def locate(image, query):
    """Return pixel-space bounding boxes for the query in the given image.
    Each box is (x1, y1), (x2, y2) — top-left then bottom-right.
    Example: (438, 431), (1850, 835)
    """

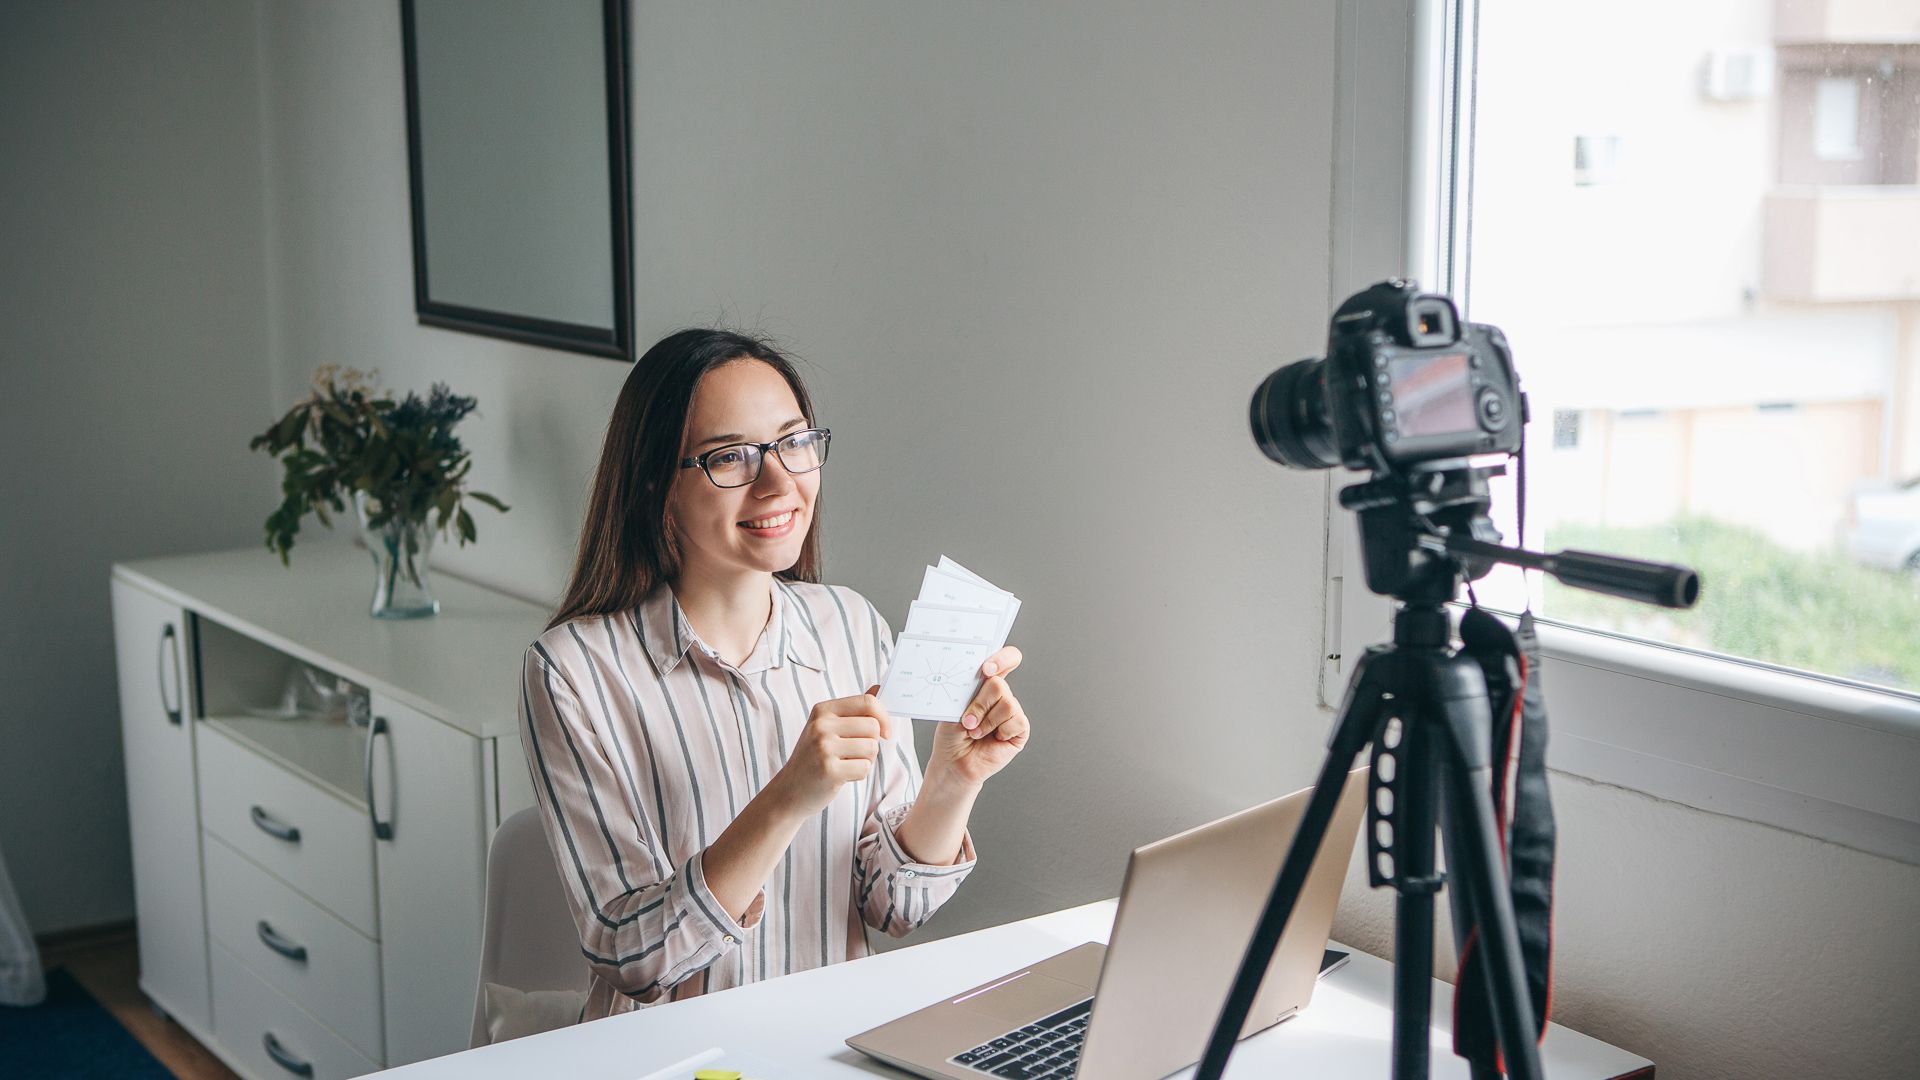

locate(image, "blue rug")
(0, 967), (174, 1078)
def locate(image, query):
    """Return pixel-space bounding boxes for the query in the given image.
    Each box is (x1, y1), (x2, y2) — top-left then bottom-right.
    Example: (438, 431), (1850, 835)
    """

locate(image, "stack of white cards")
(876, 557), (1021, 723)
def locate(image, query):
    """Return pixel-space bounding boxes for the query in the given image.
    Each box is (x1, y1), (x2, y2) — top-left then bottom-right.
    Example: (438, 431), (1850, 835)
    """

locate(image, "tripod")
(1194, 468), (1697, 1080)
(1196, 594), (1543, 1080)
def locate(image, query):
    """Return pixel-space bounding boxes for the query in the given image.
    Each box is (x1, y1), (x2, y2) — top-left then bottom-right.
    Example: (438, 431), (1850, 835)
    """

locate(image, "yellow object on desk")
(693, 1071), (745, 1080)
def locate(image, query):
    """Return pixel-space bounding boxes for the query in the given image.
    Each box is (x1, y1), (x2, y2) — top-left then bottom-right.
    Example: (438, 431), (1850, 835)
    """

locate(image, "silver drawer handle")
(364, 716), (393, 841)
(262, 1032), (314, 1077)
(157, 623), (182, 726)
(249, 805), (301, 844)
(256, 920), (308, 963)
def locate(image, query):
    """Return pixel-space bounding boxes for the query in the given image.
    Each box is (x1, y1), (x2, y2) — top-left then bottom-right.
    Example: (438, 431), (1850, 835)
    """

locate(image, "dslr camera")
(1251, 279), (1524, 476)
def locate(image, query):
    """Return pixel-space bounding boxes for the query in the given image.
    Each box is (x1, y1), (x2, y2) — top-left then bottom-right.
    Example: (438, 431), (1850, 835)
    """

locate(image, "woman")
(520, 328), (1030, 1020)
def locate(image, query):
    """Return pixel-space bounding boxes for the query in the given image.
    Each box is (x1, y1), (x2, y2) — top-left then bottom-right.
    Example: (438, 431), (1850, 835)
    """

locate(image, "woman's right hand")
(772, 692), (890, 815)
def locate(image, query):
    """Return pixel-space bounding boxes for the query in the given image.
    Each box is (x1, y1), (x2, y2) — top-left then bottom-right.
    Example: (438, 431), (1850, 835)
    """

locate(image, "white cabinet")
(111, 577), (212, 1034)
(112, 542), (544, 1078)
(369, 693), (489, 1065)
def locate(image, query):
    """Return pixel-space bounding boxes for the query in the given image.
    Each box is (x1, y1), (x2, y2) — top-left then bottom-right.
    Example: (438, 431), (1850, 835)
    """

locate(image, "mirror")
(400, 0), (633, 361)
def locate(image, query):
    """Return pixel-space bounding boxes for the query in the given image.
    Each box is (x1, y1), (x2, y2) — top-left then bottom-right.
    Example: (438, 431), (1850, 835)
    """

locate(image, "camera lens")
(1250, 359), (1340, 470)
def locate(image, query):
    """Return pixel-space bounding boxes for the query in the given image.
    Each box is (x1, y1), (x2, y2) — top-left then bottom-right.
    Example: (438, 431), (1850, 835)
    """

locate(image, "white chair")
(469, 807), (590, 1047)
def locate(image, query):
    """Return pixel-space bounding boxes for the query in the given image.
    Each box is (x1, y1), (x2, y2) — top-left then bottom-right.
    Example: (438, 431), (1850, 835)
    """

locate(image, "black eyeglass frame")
(678, 427), (832, 488)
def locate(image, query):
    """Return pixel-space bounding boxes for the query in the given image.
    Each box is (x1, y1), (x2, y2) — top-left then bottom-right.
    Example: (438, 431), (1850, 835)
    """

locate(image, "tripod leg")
(1193, 648), (1395, 1080)
(1390, 707), (1439, 1080)
(1435, 686), (1546, 1080)
(1439, 792), (1497, 1080)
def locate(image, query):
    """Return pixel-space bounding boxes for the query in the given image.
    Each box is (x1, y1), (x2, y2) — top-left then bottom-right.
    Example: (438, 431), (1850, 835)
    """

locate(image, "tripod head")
(1338, 462), (1701, 612)
(1248, 280), (1700, 616)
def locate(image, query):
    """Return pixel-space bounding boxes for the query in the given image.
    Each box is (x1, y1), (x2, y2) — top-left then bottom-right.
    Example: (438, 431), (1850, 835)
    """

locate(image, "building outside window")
(1467, 0), (1920, 696)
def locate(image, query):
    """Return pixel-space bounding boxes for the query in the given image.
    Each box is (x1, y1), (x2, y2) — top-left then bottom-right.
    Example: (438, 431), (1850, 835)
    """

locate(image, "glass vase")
(353, 491), (440, 619)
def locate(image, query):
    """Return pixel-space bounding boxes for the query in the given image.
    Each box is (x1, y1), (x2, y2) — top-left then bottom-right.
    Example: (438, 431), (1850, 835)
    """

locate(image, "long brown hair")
(546, 329), (822, 631)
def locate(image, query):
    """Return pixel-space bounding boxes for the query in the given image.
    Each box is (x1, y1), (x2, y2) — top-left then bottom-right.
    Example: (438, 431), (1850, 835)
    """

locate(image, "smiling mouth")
(739, 509), (797, 529)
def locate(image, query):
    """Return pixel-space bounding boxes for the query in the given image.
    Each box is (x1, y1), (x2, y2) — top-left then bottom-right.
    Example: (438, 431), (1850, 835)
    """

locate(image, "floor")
(37, 923), (238, 1080)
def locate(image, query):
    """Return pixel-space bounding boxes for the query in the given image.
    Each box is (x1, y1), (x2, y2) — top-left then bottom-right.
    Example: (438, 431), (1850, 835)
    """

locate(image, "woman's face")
(667, 359), (820, 583)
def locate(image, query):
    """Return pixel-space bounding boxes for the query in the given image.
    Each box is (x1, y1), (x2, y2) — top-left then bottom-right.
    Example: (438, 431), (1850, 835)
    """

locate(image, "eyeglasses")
(679, 427), (832, 489)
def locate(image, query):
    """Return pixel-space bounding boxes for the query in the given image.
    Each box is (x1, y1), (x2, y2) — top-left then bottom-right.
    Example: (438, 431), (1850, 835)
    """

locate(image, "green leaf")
(275, 407), (307, 447)
(260, 368), (499, 564)
(466, 490), (508, 512)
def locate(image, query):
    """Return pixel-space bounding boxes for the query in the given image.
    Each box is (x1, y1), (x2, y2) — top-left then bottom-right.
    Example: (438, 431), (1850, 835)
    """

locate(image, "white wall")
(0, 0), (276, 934)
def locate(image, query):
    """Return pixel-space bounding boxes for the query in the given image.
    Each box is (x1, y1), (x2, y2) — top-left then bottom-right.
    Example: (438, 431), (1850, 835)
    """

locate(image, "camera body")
(1252, 280), (1524, 476)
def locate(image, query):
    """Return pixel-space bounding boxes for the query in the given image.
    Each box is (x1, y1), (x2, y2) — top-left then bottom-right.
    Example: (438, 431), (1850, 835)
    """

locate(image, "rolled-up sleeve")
(519, 647), (765, 1003)
(853, 615), (978, 937)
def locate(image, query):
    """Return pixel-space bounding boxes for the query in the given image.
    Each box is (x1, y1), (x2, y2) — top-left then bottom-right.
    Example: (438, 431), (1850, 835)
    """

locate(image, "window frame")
(1322, 0), (1920, 866)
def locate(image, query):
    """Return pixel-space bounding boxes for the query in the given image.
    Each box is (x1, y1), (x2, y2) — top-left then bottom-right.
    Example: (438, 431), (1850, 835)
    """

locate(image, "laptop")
(846, 767), (1368, 1080)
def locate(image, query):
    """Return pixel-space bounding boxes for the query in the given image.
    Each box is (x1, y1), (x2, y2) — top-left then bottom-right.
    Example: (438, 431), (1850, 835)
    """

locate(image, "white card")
(879, 556), (1021, 722)
(919, 565), (1014, 612)
(919, 565), (1022, 645)
(938, 555), (999, 590)
(904, 602), (1004, 640)
(877, 635), (996, 721)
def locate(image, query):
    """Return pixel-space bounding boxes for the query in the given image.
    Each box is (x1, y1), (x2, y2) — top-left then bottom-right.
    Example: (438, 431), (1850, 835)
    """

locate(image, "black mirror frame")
(399, 0), (634, 362)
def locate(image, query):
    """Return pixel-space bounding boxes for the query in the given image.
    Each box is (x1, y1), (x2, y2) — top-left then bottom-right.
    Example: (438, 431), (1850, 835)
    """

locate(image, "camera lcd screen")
(1388, 351), (1475, 439)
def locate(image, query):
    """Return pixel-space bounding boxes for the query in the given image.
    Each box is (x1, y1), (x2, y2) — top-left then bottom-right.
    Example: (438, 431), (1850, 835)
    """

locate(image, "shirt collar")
(636, 579), (826, 676)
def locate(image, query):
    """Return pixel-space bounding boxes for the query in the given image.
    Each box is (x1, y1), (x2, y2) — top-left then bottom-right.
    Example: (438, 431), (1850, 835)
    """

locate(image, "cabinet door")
(367, 692), (486, 1065)
(493, 733), (538, 825)
(110, 576), (210, 1031)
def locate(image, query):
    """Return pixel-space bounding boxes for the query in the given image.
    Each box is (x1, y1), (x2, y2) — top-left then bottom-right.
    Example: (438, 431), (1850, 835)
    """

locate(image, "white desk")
(374, 900), (1652, 1079)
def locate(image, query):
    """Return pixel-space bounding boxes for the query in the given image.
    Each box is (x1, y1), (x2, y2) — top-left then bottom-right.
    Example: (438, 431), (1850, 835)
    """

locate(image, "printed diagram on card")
(883, 638), (996, 719)
(877, 557), (1020, 723)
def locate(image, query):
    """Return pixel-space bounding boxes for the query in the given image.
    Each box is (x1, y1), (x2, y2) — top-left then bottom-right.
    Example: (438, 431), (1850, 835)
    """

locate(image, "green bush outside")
(1540, 517), (1920, 693)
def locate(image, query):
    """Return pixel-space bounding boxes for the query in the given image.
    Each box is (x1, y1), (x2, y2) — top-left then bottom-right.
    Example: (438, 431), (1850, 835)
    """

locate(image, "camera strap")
(1453, 605), (1557, 1072)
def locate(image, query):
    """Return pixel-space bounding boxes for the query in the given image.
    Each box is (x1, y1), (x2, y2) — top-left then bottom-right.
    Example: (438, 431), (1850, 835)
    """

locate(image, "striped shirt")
(519, 577), (977, 1020)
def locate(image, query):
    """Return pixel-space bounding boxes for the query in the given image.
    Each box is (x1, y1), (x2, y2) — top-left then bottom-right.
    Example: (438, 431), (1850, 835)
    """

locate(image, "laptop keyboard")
(948, 996), (1091, 1079)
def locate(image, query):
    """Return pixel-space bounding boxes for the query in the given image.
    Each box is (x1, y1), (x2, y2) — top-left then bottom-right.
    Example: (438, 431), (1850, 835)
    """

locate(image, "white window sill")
(1529, 620), (1920, 866)
(1327, 573), (1920, 866)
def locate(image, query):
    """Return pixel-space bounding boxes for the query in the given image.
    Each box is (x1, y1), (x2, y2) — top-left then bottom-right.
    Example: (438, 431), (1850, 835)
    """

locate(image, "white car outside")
(1846, 476), (1920, 575)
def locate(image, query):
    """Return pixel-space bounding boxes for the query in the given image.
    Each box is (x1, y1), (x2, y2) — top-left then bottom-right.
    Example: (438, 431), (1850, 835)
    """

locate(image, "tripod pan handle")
(1549, 549), (1700, 609)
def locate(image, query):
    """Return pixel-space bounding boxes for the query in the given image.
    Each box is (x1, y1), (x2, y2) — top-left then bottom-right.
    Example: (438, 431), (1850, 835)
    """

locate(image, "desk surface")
(377, 900), (1651, 1079)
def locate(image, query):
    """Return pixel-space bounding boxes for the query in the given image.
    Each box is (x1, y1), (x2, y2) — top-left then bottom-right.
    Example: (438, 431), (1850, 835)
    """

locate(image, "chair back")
(469, 806), (587, 1047)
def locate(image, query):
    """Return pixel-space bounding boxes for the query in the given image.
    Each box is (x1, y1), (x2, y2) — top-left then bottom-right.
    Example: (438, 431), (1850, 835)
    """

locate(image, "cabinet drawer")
(198, 723), (377, 936)
(204, 835), (383, 1062)
(211, 943), (380, 1079)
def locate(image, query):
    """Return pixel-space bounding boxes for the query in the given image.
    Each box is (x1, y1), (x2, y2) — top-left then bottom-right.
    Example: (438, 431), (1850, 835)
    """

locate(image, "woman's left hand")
(924, 645), (1029, 788)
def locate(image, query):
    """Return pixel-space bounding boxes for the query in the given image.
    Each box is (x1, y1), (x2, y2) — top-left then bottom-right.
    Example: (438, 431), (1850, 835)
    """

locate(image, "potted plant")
(250, 366), (508, 618)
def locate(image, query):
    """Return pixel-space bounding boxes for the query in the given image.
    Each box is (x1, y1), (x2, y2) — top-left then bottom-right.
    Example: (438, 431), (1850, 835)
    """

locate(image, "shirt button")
(902, 869), (917, 879)
(723, 934), (735, 944)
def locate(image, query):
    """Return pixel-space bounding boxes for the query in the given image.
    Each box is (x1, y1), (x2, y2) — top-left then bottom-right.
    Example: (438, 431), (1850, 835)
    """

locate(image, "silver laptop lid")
(1076, 767), (1370, 1079)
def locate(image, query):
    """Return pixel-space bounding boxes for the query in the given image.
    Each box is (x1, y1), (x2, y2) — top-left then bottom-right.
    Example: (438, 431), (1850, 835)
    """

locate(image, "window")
(1813, 76), (1861, 160)
(1551, 408), (1581, 449)
(1319, 0), (1920, 863)
(1572, 134), (1624, 186)
(1464, 0), (1920, 702)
